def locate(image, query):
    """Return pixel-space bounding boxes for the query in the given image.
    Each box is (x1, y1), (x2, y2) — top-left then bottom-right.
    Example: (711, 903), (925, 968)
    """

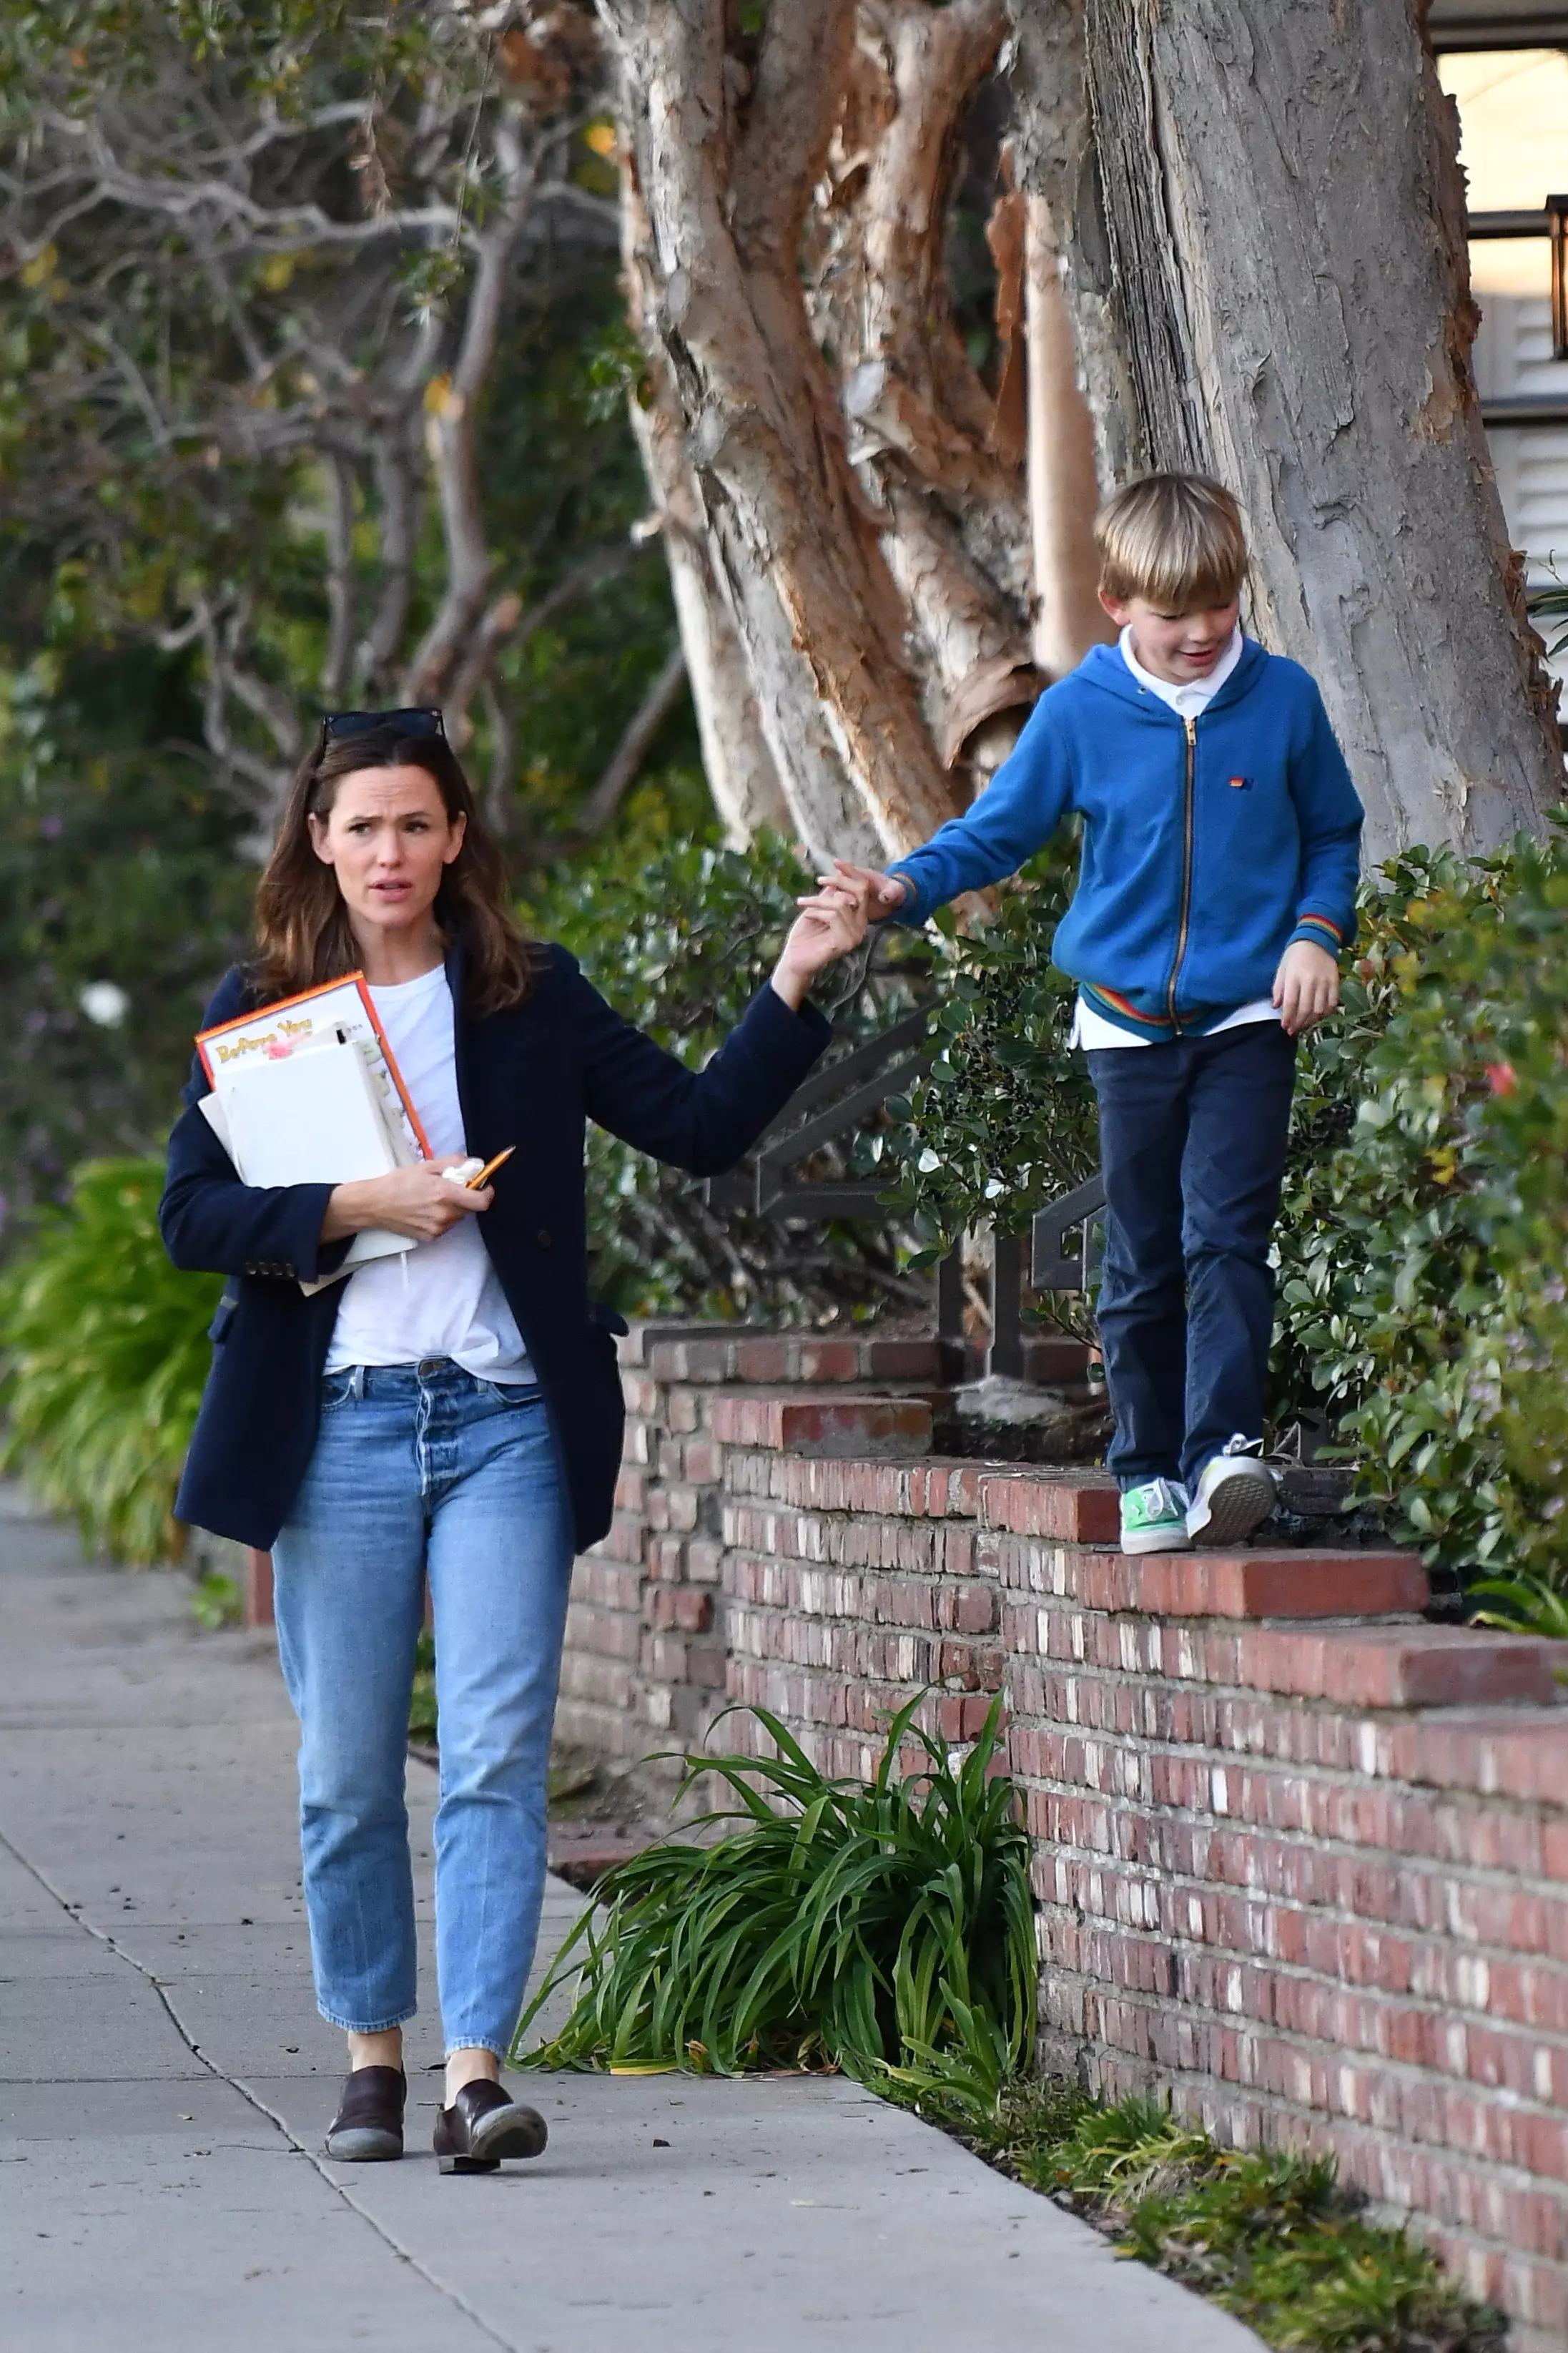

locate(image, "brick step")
(623, 1324), (1093, 1390)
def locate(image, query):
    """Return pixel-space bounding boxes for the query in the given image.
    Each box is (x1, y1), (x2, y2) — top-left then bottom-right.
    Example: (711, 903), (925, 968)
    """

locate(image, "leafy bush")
(514, 1693), (1034, 2085)
(0, 1157), (220, 1562)
(873, 845), (1098, 1340)
(875, 829), (1568, 1598)
(521, 830), (939, 1323)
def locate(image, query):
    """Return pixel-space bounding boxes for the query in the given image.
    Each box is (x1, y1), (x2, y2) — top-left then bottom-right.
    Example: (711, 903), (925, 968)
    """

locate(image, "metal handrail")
(1030, 1174), (1106, 1292)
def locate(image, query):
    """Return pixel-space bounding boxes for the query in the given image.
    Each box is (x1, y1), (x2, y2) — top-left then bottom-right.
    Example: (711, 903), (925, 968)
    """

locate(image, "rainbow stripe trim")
(1081, 983), (1172, 1034)
(1295, 913), (1343, 948)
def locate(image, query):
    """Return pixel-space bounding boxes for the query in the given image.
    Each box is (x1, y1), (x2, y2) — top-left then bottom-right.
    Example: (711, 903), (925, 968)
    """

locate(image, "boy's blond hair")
(1095, 473), (1248, 613)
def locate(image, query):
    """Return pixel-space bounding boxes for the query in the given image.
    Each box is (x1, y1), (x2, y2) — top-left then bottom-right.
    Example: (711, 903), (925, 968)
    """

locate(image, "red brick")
(1237, 1623), (1560, 1708)
(1122, 1548), (1428, 1620)
(708, 1393), (932, 1457)
(980, 1472), (1119, 1543)
(863, 1337), (942, 1380)
(1397, 1714), (1568, 1805)
(597, 1512), (647, 1564)
(1020, 1335), (1093, 1383)
(734, 1336), (792, 1382)
(937, 1691), (1004, 1742)
(648, 1586), (714, 1634)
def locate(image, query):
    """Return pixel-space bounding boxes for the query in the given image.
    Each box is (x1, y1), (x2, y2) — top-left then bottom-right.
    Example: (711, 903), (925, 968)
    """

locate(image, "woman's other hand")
(321, 1159), (495, 1244)
(771, 872), (872, 1012)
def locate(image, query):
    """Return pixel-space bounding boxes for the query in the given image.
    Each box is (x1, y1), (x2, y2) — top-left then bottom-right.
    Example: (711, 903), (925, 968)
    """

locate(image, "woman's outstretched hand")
(771, 869), (874, 1012)
(814, 860), (910, 920)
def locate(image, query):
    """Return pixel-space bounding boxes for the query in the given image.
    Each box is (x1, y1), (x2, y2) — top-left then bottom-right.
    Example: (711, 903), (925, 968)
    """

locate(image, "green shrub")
(875, 829), (1568, 1601)
(0, 1157), (220, 1562)
(872, 845), (1099, 1341)
(514, 1692), (1034, 2085)
(190, 1568), (242, 1628)
(521, 830), (938, 1323)
(917, 2079), (1503, 2352)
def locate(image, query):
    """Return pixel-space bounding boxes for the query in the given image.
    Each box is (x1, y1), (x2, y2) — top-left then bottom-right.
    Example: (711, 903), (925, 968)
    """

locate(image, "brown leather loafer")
(325, 2064), (406, 2161)
(433, 2078), (548, 2174)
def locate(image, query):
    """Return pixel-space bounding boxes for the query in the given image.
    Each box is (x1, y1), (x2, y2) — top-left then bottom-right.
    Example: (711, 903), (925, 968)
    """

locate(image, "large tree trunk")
(600, 0), (1107, 860)
(609, 0), (1557, 865)
(1009, 0), (1562, 859)
(621, 175), (792, 846)
(602, 0), (958, 865)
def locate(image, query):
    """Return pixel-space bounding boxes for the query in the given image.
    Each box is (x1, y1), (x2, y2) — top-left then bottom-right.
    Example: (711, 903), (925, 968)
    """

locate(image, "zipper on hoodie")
(1165, 716), (1197, 1033)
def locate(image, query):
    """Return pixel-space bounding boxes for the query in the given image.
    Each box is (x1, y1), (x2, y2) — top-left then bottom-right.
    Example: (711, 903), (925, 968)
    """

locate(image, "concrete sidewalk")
(0, 1487), (1259, 2353)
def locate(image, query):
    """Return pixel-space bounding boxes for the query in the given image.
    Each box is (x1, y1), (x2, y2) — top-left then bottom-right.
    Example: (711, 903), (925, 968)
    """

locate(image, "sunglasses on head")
(319, 707), (446, 749)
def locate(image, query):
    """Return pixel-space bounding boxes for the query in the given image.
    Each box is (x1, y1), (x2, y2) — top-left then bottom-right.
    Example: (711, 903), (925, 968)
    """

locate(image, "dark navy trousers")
(1086, 1021), (1296, 1493)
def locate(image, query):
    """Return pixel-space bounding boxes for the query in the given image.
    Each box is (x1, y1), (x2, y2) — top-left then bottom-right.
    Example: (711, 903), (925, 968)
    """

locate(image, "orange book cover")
(196, 972), (432, 1159)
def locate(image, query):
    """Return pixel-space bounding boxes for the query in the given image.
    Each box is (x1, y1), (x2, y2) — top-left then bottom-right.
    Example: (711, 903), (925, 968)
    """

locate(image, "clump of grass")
(907, 2078), (1504, 2353)
(190, 1569), (241, 1629)
(513, 1691), (1032, 2083)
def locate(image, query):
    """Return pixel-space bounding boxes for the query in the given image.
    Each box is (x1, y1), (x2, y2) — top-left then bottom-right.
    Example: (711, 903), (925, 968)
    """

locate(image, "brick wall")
(561, 1322), (1568, 2350)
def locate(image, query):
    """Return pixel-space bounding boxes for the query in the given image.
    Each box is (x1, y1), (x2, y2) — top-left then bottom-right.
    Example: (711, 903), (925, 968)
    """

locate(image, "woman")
(160, 707), (866, 2174)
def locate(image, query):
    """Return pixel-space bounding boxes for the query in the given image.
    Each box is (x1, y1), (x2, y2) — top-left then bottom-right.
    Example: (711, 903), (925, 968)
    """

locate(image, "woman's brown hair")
(252, 723), (537, 1016)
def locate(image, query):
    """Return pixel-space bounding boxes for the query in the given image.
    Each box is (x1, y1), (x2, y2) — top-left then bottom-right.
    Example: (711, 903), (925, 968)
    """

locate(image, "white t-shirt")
(325, 963), (534, 1382)
(1070, 625), (1280, 1051)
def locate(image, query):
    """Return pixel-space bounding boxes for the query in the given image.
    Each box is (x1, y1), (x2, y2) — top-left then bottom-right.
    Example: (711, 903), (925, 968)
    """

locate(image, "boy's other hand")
(1272, 941), (1339, 1036)
(805, 860), (909, 921)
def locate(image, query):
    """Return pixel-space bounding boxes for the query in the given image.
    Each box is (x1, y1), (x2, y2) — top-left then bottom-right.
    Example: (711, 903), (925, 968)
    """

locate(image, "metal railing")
(706, 1011), (1105, 1379)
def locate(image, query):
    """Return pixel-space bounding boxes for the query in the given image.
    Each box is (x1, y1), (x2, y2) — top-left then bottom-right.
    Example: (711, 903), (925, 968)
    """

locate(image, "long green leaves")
(514, 1692), (1033, 2086)
(0, 1158), (218, 1561)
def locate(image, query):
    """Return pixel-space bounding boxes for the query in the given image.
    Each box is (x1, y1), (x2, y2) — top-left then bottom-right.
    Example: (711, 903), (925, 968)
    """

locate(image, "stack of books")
(197, 976), (428, 1295)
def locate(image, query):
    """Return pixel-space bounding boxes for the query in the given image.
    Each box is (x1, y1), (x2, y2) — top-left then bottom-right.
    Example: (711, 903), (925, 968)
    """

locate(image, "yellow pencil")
(465, 1145), (516, 1189)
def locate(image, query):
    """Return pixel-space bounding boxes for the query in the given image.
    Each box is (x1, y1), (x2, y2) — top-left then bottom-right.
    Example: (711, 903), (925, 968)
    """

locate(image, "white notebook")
(198, 1036), (411, 1294)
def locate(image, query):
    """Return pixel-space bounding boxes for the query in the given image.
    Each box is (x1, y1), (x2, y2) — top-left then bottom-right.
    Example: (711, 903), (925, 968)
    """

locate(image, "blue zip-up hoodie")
(889, 639), (1364, 1038)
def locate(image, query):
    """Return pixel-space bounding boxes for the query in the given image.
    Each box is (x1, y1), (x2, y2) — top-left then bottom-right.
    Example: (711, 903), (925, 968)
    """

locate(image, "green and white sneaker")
(1185, 1435), (1278, 1547)
(1120, 1478), (1192, 1556)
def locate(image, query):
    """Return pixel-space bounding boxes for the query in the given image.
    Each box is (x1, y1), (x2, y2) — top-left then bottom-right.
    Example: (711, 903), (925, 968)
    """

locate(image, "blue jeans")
(270, 1362), (574, 2056)
(1088, 1021), (1297, 1493)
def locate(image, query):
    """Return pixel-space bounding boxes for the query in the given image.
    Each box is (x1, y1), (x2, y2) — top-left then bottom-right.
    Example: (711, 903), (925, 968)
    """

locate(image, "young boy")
(819, 473), (1363, 1556)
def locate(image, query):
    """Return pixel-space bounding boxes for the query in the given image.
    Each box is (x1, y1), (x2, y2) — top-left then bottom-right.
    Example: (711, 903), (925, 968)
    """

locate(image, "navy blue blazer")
(159, 943), (831, 1552)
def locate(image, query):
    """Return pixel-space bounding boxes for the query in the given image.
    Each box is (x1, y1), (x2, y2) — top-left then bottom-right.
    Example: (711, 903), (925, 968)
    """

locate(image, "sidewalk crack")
(0, 1823), (523, 2353)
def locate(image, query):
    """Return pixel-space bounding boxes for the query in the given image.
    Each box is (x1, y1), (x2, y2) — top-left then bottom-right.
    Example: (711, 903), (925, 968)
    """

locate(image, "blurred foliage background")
(6, 4), (1568, 1656)
(0, 0), (701, 1230)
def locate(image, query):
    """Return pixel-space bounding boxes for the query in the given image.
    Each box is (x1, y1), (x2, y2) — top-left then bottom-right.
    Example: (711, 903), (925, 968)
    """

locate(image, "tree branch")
(400, 107), (551, 705)
(319, 450), (358, 704)
(573, 642), (688, 835)
(445, 536), (643, 744)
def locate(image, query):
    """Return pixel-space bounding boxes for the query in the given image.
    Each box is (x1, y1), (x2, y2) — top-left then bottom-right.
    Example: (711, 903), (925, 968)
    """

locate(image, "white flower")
(917, 1147), (942, 1174)
(79, 981), (129, 1028)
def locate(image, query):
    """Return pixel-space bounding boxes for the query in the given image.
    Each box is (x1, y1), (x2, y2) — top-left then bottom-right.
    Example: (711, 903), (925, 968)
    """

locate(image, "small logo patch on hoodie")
(1228, 775), (1251, 790)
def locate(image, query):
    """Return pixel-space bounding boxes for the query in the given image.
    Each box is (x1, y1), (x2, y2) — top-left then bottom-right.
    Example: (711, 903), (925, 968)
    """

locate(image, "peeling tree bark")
(609, 0), (1556, 867)
(809, 0), (1040, 794)
(621, 172), (790, 846)
(1023, 192), (1115, 679)
(1009, 0), (1562, 858)
(601, 0), (969, 863)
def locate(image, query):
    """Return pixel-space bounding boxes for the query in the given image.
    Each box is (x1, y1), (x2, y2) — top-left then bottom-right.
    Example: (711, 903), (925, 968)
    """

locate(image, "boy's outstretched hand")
(1273, 940), (1339, 1036)
(770, 869), (872, 1011)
